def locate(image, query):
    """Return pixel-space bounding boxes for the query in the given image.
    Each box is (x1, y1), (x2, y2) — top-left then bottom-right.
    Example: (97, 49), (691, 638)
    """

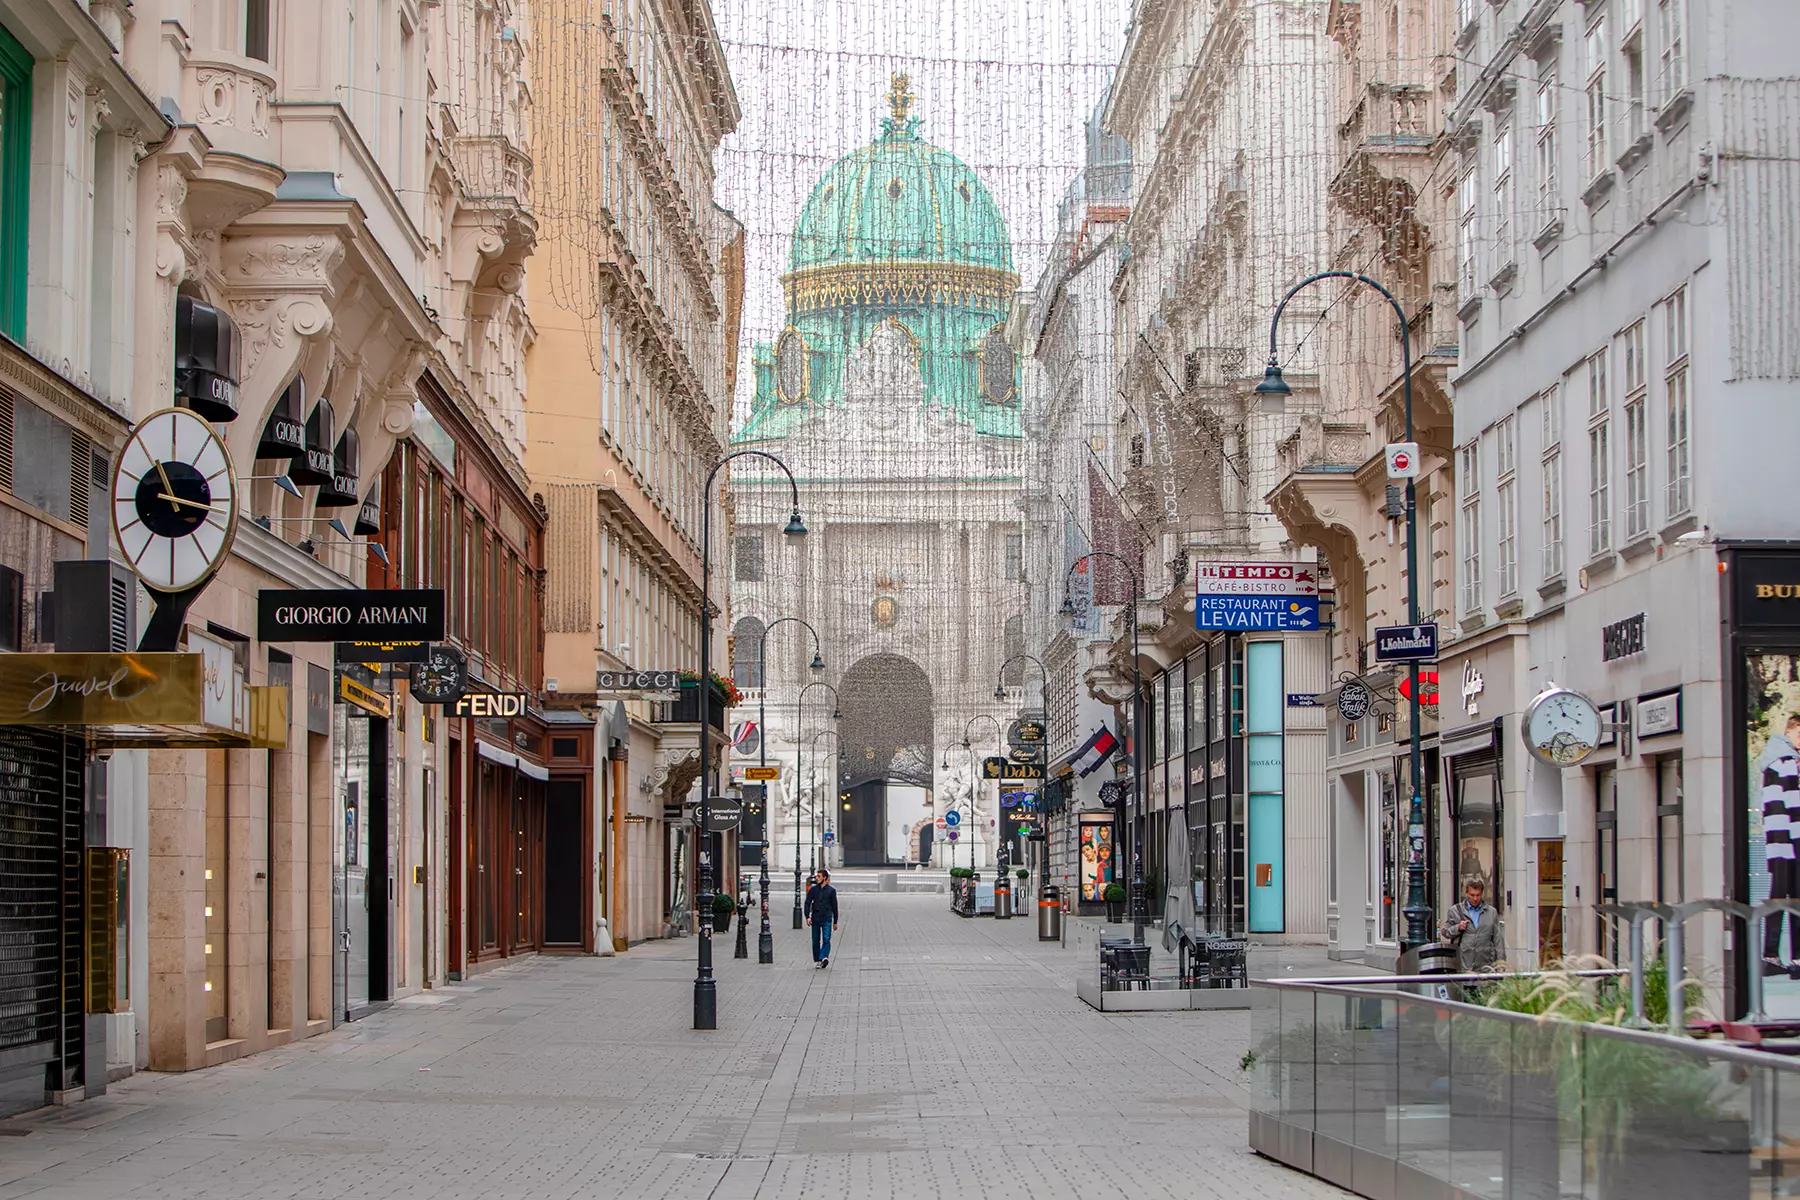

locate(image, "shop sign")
(452, 691), (529, 718)
(1733, 553), (1800, 628)
(596, 669), (684, 693)
(1008, 717), (1046, 746)
(338, 673), (391, 718)
(259, 589), (446, 643)
(744, 765), (780, 781)
(983, 756), (1044, 780)
(1337, 680), (1372, 722)
(335, 640), (427, 664)
(1601, 613), (1646, 662)
(703, 799), (743, 832)
(1461, 661), (1486, 716)
(1635, 688), (1681, 738)
(0, 653), (204, 726)
(1195, 561), (1319, 596)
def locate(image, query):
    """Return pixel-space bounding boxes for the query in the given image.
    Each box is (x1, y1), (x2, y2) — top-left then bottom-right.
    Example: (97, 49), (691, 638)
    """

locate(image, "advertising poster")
(1748, 654), (1800, 1015)
(1078, 817), (1114, 902)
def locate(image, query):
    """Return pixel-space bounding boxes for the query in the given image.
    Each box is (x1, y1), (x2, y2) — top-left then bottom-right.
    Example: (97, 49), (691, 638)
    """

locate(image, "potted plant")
(1103, 882), (1126, 923)
(1015, 868), (1029, 882)
(712, 890), (736, 933)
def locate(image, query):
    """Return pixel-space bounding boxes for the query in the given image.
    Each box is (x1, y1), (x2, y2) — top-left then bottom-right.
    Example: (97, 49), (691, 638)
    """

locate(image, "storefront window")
(1187, 655), (1206, 750)
(1379, 771), (1399, 943)
(1655, 755), (1683, 902)
(1746, 654), (1800, 1016)
(1595, 766), (1618, 960)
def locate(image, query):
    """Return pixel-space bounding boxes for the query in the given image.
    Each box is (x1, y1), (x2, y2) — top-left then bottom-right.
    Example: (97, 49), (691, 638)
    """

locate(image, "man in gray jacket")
(1439, 877), (1506, 972)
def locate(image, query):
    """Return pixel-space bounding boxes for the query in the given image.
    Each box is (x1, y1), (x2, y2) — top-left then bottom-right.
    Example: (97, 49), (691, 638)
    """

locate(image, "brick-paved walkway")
(0, 892), (1347, 1199)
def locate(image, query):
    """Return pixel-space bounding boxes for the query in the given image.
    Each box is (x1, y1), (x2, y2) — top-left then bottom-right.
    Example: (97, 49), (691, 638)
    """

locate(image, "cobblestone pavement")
(0, 891), (1348, 1200)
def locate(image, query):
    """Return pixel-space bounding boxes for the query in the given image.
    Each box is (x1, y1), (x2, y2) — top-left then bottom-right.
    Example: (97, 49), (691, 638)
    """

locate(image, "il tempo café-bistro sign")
(258, 589), (446, 643)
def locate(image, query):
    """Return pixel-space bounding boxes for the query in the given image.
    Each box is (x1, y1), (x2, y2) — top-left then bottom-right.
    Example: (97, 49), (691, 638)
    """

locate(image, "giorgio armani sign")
(258, 589), (446, 643)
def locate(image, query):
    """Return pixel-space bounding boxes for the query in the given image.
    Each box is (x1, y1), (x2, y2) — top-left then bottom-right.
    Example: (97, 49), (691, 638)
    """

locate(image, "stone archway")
(837, 654), (933, 866)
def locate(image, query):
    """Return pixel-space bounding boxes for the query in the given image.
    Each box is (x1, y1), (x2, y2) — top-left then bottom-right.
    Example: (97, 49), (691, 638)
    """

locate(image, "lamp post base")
(693, 980), (717, 1030)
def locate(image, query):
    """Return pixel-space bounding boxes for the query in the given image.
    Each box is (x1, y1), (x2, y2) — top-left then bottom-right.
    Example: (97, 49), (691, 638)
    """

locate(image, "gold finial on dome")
(882, 73), (920, 137)
(886, 72), (914, 124)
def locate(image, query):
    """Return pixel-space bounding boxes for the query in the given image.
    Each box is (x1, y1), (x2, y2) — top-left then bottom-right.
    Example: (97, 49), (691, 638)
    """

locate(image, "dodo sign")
(1385, 442), (1420, 480)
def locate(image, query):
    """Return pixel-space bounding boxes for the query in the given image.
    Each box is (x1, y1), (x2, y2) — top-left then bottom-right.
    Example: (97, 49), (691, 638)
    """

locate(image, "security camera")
(1674, 529), (1704, 544)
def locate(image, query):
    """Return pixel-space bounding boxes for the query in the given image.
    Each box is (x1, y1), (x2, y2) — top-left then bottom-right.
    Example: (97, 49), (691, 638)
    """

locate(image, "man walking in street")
(1439, 877), (1505, 972)
(805, 869), (840, 967)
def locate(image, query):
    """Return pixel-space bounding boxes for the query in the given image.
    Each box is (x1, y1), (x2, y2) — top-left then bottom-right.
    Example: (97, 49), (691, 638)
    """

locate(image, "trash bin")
(994, 877), (1013, 919)
(1038, 886), (1062, 941)
(1415, 943), (1459, 999)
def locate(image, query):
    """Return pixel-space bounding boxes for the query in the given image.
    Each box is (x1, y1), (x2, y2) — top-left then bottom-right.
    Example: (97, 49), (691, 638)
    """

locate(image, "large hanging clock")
(409, 644), (469, 705)
(1521, 685), (1604, 766)
(111, 406), (240, 593)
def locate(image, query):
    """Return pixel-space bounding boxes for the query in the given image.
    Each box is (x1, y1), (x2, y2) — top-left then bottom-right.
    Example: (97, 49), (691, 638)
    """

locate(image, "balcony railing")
(1249, 975), (1784, 1200)
(652, 680), (729, 732)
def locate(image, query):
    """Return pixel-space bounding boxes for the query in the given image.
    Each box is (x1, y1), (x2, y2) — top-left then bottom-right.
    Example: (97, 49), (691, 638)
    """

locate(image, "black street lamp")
(794, 681), (839, 927)
(754, 617), (825, 963)
(961, 711), (1003, 876)
(807, 728), (841, 874)
(1259, 270), (1432, 949)
(695, 450), (806, 1031)
(1065, 551), (1147, 944)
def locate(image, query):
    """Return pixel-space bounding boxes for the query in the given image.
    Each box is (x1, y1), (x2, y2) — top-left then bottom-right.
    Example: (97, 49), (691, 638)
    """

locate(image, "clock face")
(409, 645), (468, 705)
(112, 407), (239, 593)
(1523, 687), (1603, 766)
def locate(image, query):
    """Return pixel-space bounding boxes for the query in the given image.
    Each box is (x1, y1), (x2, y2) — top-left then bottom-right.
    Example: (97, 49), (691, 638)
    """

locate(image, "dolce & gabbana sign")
(258, 589), (446, 643)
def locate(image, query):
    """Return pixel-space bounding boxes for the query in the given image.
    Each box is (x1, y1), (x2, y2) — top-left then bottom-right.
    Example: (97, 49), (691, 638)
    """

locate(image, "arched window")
(732, 617), (765, 689)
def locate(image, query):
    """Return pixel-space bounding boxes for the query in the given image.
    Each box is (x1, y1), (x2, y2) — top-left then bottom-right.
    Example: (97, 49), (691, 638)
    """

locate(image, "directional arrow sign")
(743, 765), (780, 781)
(944, 810), (962, 828)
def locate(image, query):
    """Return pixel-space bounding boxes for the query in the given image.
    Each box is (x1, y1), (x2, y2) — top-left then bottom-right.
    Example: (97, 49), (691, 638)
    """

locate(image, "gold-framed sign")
(0, 653), (204, 726)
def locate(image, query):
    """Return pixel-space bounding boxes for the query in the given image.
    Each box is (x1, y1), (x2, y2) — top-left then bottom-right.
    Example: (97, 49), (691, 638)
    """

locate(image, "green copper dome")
(738, 76), (1023, 444)
(788, 113), (1014, 273)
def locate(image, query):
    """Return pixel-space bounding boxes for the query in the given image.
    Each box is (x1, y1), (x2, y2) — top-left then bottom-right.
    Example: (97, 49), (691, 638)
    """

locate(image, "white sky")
(714, 0), (1131, 419)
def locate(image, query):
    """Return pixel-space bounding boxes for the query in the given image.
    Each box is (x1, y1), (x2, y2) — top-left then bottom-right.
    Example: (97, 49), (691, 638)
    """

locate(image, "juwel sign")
(0, 653), (204, 726)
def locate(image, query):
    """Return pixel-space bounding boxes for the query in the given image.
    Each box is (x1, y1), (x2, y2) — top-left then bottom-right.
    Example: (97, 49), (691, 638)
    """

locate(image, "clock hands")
(152, 460), (180, 513)
(156, 492), (219, 513)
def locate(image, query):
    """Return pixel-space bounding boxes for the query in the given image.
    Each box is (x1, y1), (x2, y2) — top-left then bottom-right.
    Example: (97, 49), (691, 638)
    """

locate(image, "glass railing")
(1249, 977), (1788, 1200)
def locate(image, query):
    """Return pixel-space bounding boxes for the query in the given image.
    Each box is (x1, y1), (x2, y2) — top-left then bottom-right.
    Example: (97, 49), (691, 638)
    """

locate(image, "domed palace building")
(729, 76), (1029, 875)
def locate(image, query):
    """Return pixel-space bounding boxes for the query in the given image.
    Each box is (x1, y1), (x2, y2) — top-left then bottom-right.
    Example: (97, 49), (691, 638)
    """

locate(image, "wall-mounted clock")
(409, 644), (469, 705)
(1521, 685), (1603, 766)
(112, 406), (239, 593)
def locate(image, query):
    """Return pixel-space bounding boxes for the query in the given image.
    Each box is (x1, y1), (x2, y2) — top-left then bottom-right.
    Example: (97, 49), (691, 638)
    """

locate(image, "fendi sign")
(1734, 552), (1800, 629)
(452, 692), (529, 718)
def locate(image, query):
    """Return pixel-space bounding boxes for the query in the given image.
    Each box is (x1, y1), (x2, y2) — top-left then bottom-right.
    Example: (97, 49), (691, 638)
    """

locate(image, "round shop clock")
(111, 406), (239, 593)
(1521, 685), (1604, 767)
(409, 644), (469, 705)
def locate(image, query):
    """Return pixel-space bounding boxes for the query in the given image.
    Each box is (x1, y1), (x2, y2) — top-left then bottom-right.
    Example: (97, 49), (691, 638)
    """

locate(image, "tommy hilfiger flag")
(1071, 725), (1120, 777)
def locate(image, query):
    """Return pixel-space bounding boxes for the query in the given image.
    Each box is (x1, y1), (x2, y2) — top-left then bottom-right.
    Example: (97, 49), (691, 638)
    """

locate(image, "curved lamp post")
(961, 713), (1002, 873)
(753, 617), (824, 963)
(808, 728), (842, 874)
(695, 450), (806, 1030)
(794, 680), (839, 927)
(1064, 550), (1146, 943)
(1257, 270), (1431, 948)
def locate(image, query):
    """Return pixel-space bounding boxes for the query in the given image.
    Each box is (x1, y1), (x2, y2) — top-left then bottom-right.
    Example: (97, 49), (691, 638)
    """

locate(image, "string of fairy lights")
(415, 0), (1719, 845)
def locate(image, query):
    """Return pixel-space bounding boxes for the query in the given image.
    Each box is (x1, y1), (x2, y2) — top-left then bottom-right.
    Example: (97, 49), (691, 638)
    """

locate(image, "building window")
(1535, 60), (1558, 218)
(1584, 17), (1609, 180)
(1663, 286), (1691, 517)
(1492, 116), (1513, 272)
(734, 532), (765, 582)
(1657, 0), (1687, 101)
(243, 0), (272, 60)
(1542, 387), (1564, 581)
(1621, 320), (1650, 541)
(1458, 164), (1479, 298)
(731, 617), (764, 690)
(1587, 350), (1612, 556)
(0, 23), (29, 342)
(1003, 532), (1023, 582)
(1496, 416), (1519, 599)
(1623, 14), (1647, 144)
(1459, 442), (1481, 616)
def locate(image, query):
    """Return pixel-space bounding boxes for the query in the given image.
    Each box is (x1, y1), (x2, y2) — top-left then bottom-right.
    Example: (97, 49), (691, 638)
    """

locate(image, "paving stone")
(0, 893), (1347, 1199)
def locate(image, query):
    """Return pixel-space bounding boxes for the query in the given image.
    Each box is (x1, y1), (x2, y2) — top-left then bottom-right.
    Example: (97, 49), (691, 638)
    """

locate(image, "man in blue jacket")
(805, 869), (840, 967)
